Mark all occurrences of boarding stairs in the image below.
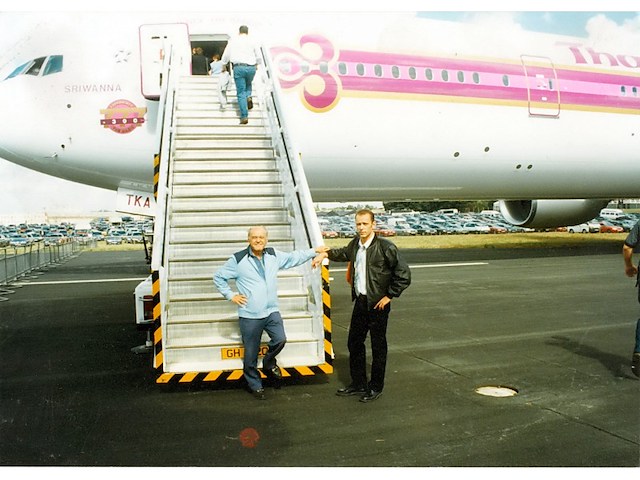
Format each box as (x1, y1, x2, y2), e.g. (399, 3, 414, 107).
(151, 59, 329, 380)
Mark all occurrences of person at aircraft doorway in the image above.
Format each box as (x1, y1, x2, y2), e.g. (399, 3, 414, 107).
(213, 226, 328, 400)
(622, 219, 640, 378)
(315, 209, 411, 402)
(221, 25, 261, 124)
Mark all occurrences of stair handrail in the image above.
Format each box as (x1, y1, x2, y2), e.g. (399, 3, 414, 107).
(258, 46, 326, 353)
(151, 46, 179, 272)
(258, 46, 324, 251)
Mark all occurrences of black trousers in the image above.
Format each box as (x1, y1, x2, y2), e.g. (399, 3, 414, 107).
(348, 295, 390, 392)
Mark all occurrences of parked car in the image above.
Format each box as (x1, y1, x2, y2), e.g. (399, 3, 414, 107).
(8, 236, 28, 247)
(321, 229, 339, 239)
(105, 235, 124, 245)
(567, 223, 589, 233)
(44, 233, 65, 245)
(374, 224, 396, 237)
(599, 221, 624, 233)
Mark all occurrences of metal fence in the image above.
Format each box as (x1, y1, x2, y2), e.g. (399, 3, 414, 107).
(0, 240, 94, 301)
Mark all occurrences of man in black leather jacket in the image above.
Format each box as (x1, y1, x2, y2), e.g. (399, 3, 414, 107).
(319, 209, 411, 402)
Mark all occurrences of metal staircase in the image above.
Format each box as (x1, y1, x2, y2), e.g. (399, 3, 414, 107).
(150, 54, 330, 382)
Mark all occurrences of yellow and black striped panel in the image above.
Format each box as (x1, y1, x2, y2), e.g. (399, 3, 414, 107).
(151, 270, 164, 370)
(154, 264, 334, 384)
(153, 154, 160, 200)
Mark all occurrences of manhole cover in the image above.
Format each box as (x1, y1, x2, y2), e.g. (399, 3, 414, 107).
(475, 385, 518, 397)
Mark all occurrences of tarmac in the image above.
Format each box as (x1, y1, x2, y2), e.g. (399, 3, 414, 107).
(0, 244, 638, 470)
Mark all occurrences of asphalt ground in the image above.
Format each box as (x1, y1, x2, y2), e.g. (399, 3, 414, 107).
(0, 245, 638, 473)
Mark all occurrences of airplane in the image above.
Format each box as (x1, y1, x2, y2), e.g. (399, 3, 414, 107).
(0, 11, 639, 228)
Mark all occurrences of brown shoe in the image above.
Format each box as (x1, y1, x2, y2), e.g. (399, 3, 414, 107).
(247, 97, 253, 110)
(239, 118, 248, 125)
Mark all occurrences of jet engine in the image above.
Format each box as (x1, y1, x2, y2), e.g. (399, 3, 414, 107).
(498, 199, 608, 229)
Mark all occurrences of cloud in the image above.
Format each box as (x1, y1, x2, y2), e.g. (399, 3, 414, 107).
(585, 13, 640, 48)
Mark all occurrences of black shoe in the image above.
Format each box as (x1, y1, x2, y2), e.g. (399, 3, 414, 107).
(264, 364, 282, 380)
(270, 365, 282, 379)
(251, 388, 266, 400)
(359, 390, 383, 403)
(632, 353, 640, 378)
(336, 385, 367, 396)
(247, 97, 253, 110)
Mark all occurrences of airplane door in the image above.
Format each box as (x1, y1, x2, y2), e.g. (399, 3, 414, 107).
(139, 24, 191, 100)
(520, 55, 560, 117)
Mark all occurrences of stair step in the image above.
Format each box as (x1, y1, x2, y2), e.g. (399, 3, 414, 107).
(173, 149, 274, 160)
(167, 240, 295, 261)
(169, 196, 285, 211)
(170, 209, 287, 225)
(171, 171, 280, 185)
(171, 184, 283, 197)
(162, 339, 322, 374)
(168, 270, 306, 294)
(172, 159, 276, 172)
(169, 224, 291, 244)
(173, 137, 271, 149)
(165, 320, 316, 349)
(168, 295, 310, 322)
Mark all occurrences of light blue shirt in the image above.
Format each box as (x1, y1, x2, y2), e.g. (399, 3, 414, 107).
(213, 246, 316, 319)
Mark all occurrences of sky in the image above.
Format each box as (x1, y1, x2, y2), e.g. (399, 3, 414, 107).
(0, 2, 638, 218)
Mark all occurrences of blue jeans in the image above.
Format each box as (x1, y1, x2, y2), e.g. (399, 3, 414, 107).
(239, 311, 286, 391)
(232, 64, 256, 120)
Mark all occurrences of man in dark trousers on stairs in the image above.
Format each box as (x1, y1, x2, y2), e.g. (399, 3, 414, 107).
(213, 226, 328, 399)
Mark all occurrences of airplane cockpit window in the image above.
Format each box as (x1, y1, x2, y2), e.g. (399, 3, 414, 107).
(5, 61, 29, 80)
(3, 55, 63, 81)
(25, 57, 47, 76)
(43, 55, 63, 76)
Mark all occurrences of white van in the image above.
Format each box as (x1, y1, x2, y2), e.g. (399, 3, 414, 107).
(600, 208, 624, 219)
(435, 208, 459, 216)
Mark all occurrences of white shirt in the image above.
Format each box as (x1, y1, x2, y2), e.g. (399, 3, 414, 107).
(354, 235, 374, 296)
(221, 34, 260, 66)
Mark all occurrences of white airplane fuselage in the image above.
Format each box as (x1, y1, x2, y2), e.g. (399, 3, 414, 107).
(0, 12, 638, 226)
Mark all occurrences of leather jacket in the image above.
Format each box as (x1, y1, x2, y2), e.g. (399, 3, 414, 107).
(327, 234, 411, 310)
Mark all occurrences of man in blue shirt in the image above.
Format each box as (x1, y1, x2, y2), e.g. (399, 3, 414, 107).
(623, 219, 640, 377)
(214, 226, 327, 399)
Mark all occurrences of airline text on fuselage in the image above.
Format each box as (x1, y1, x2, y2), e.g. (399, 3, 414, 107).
(64, 84, 123, 93)
(563, 43, 640, 68)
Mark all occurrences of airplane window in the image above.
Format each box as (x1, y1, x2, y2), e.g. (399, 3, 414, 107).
(633, 87, 638, 97)
(548, 79, 554, 90)
(374, 65, 382, 77)
(356, 63, 365, 76)
(425, 68, 433, 80)
(621, 86, 626, 96)
(441, 70, 449, 81)
(5, 61, 29, 80)
(338, 62, 347, 75)
(502, 75, 510, 87)
(391, 66, 400, 79)
(43, 55, 63, 76)
(301, 62, 310, 74)
(457, 71, 464, 82)
(472, 72, 480, 84)
(408, 67, 416, 80)
(25, 57, 47, 76)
